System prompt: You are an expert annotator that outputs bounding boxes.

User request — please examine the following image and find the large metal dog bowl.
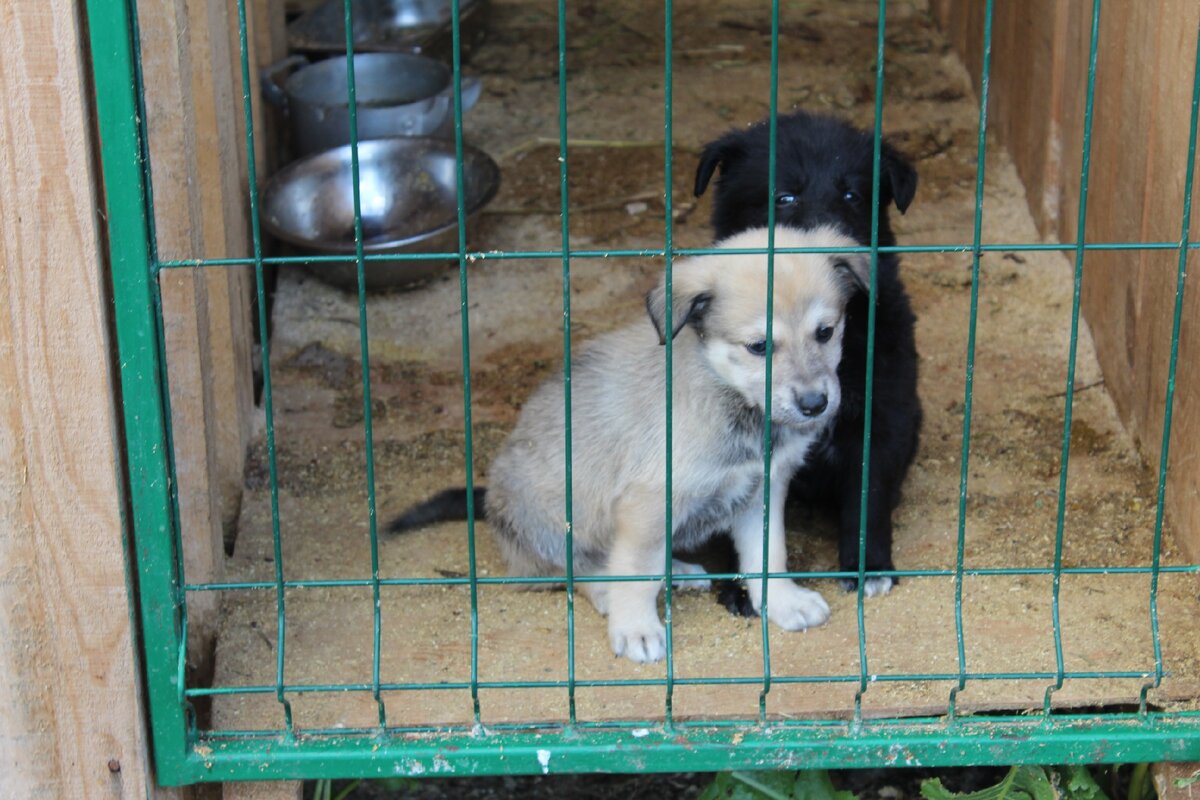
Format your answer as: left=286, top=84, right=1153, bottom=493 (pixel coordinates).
left=262, top=52, right=481, bottom=156
left=261, top=138, right=500, bottom=291
left=287, top=0, right=489, bottom=63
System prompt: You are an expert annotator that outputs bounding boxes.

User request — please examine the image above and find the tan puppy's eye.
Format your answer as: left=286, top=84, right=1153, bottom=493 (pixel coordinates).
left=745, top=340, right=771, bottom=356
left=815, top=325, right=834, bottom=343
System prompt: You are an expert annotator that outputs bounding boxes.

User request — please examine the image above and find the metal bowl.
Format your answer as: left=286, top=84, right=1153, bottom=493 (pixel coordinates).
left=287, top=0, right=489, bottom=63
left=261, top=137, right=500, bottom=290
left=261, top=53, right=482, bottom=156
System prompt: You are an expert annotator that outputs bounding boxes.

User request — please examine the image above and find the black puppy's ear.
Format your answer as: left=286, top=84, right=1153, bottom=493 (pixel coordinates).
left=646, top=285, right=714, bottom=345
left=694, top=135, right=744, bottom=197
left=882, top=142, right=918, bottom=214
left=832, top=253, right=872, bottom=297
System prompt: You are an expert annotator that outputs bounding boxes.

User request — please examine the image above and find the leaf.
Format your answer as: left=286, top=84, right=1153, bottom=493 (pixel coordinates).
left=699, top=771, right=798, bottom=800
left=698, top=770, right=855, bottom=800
left=789, top=769, right=857, bottom=800
left=1056, top=765, right=1110, bottom=800
left=921, top=766, right=1022, bottom=800
left=1011, top=766, right=1057, bottom=800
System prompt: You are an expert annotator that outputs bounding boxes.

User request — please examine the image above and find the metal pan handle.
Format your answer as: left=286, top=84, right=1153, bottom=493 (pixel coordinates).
left=259, top=55, right=310, bottom=111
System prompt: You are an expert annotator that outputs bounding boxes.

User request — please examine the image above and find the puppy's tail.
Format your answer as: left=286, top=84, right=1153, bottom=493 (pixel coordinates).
left=386, top=487, right=487, bottom=534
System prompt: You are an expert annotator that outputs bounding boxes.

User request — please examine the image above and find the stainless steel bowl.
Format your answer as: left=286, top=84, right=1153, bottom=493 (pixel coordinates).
left=287, top=0, right=489, bottom=62
left=261, top=138, right=500, bottom=291
left=261, top=53, right=482, bottom=156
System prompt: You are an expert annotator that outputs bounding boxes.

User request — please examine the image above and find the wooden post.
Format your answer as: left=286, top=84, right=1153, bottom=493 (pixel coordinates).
left=0, top=1, right=178, bottom=796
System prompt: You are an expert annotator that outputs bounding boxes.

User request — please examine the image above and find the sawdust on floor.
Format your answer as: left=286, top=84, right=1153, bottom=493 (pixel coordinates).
left=208, top=0, right=1200, bottom=733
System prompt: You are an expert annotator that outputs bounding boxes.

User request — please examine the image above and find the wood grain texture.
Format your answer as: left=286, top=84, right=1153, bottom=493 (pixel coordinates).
left=1155, top=763, right=1200, bottom=800
left=223, top=780, right=303, bottom=800
left=136, top=0, right=265, bottom=668
left=0, top=1, right=169, bottom=796
left=932, top=0, right=1200, bottom=560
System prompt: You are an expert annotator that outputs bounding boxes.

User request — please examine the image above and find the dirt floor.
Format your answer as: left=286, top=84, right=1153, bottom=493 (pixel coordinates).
left=209, top=0, right=1200, bottom=734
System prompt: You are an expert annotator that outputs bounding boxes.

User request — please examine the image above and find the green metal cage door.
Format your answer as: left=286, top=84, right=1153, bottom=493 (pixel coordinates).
left=87, top=0, right=1200, bottom=785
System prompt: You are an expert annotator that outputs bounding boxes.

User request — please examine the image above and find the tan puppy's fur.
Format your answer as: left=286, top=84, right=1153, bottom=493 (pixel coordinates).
left=485, top=227, right=869, bottom=663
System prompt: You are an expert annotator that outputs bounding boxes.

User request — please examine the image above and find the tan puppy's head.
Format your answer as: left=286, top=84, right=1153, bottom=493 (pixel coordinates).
left=646, top=226, right=868, bottom=429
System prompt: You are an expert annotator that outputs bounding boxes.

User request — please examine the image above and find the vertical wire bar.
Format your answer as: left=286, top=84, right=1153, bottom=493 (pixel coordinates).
left=948, top=0, right=995, bottom=722
left=853, top=0, right=888, bottom=726
left=756, top=0, right=782, bottom=724
left=448, top=0, right=482, bottom=727
left=555, top=0, right=577, bottom=727
left=341, top=0, right=386, bottom=730
left=85, top=0, right=192, bottom=767
left=1139, top=14, right=1200, bottom=712
left=1044, top=0, right=1103, bottom=718
left=662, top=0, right=676, bottom=728
left=234, top=0, right=293, bottom=734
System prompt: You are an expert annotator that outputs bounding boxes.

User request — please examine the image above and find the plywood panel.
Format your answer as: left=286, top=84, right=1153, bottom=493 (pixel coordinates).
left=932, top=0, right=1200, bottom=560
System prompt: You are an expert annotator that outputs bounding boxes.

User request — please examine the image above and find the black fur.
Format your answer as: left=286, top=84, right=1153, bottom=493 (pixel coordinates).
left=386, top=487, right=487, bottom=534
left=694, top=110, right=922, bottom=608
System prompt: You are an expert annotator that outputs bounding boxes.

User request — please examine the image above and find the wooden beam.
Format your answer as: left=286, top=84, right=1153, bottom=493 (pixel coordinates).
left=0, top=1, right=170, bottom=795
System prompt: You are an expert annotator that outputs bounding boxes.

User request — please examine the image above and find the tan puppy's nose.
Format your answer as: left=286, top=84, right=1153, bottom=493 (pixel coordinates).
left=795, top=390, right=828, bottom=417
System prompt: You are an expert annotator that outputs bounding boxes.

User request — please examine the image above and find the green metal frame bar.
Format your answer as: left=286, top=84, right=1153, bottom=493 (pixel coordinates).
left=172, top=717, right=1200, bottom=784
left=86, top=0, right=191, bottom=778
left=87, top=0, right=1200, bottom=784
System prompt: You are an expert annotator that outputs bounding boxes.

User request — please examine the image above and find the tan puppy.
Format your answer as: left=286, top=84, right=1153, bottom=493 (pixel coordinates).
left=482, top=226, right=868, bottom=663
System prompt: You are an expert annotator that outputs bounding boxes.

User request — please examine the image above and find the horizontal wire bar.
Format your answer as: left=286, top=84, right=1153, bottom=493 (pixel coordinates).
left=186, top=668, right=1161, bottom=699
left=156, top=240, right=1200, bottom=268
left=184, top=564, right=1200, bottom=591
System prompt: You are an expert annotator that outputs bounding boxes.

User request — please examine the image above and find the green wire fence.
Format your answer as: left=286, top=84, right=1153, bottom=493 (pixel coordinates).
left=86, top=0, right=1200, bottom=785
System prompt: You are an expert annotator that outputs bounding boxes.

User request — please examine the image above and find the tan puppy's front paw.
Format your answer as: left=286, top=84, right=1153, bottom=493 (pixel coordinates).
left=608, top=615, right=667, bottom=663
left=760, top=581, right=831, bottom=631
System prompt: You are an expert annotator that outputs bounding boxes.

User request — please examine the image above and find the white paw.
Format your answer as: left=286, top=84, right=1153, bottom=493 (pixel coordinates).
left=761, top=581, right=831, bottom=631
left=838, top=575, right=896, bottom=597
left=862, top=576, right=894, bottom=598
left=670, top=560, right=711, bottom=592
left=609, top=615, right=667, bottom=663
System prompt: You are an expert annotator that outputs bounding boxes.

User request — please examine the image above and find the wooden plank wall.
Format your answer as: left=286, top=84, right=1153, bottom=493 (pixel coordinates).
left=2, top=0, right=283, bottom=794
left=0, top=2, right=171, bottom=796
left=931, top=0, right=1200, bottom=559
left=135, top=0, right=284, bottom=679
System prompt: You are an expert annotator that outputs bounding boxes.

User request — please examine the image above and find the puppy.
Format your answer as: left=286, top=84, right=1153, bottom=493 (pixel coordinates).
left=694, top=110, right=922, bottom=602
left=390, top=227, right=867, bottom=663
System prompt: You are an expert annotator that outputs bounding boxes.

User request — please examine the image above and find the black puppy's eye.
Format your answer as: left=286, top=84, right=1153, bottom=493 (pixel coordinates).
left=775, top=192, right=798, bottom=206
left=745, top=340, right=770, bottom=356
left=843, top=190, right=862, bottom=204
left=815, top=325, right=834, bottom=343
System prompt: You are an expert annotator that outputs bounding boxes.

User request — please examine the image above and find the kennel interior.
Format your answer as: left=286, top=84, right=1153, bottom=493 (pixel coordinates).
left=91, top=0, right=1200, bottom=785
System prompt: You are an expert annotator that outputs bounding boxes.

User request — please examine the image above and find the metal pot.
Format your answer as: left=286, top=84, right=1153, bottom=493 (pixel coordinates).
left=261, top=52, right=482, bottom=156
left=260, top=137, right=500, bottom=291
left=286, top=0, right=490, bottom=62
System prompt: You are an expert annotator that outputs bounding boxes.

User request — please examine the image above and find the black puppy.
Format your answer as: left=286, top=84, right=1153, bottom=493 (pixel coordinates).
left=694, top=110, right=921, bottom=606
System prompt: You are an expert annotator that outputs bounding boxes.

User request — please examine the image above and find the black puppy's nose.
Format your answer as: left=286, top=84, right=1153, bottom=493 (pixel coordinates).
left=796, top=391, right=828, bottom=417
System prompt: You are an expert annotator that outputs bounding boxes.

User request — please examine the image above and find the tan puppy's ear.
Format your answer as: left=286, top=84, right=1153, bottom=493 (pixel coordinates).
left=832, top=252, right=873, bottom=298
left=645, top=259, right=716, bottom=345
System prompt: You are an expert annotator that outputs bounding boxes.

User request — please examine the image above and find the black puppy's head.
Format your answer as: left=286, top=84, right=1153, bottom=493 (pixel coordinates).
left=694, top=110, right=917, bottom=247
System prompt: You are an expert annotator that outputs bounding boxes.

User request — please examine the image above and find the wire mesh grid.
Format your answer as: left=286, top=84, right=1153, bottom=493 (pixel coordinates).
left=87, top=0, right=1200, bottom=785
